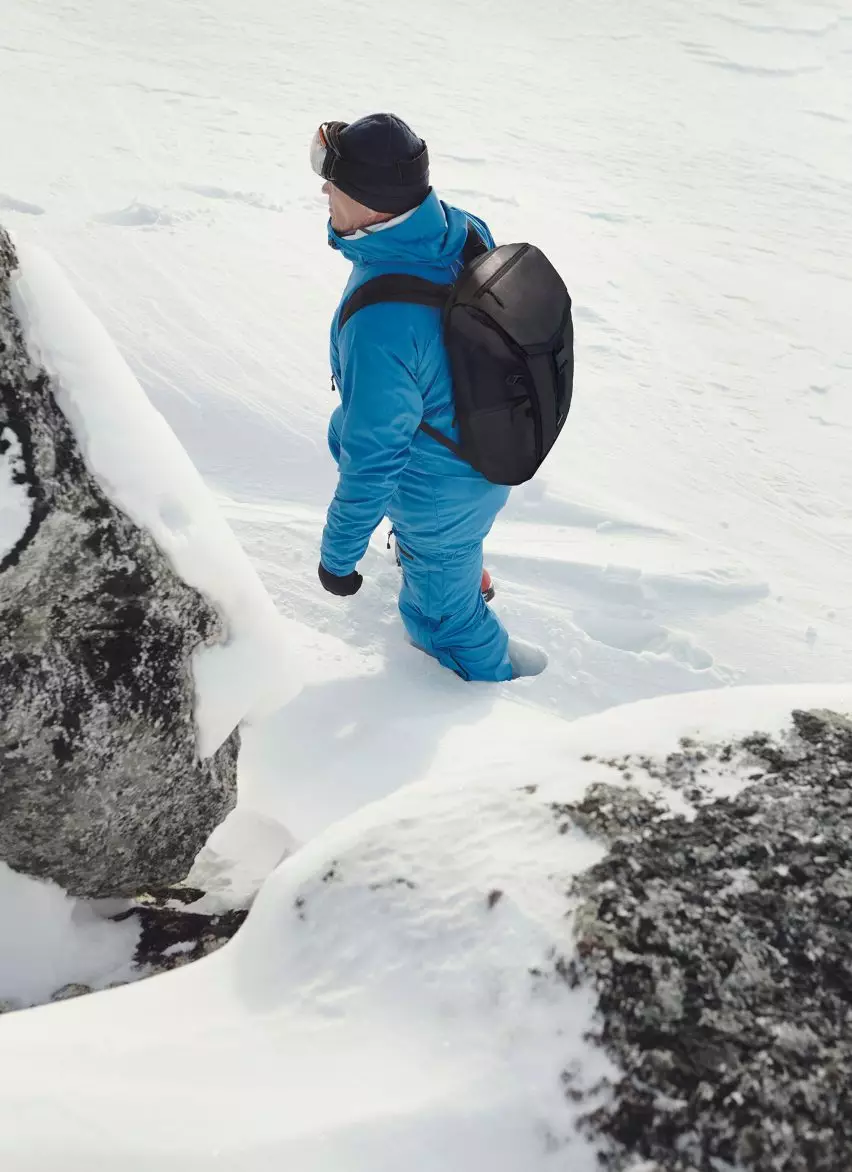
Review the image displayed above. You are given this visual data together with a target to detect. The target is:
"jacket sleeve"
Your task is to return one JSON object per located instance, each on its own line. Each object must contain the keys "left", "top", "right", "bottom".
{"left": 321, "top": 303, "right": 424, "bottom": 576}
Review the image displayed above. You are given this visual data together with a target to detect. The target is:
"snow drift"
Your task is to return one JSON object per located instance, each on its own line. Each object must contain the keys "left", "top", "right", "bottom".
{"left": 0, "top": 684, "right": 850, "bottom": 1172}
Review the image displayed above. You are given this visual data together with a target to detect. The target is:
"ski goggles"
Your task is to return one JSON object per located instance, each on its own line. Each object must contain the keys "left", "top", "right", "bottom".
{"left": 310, "top": 121, "right": 347, "bottom": 181}
{"left": 309, "top": 121, "right": 429, "bottom": 187}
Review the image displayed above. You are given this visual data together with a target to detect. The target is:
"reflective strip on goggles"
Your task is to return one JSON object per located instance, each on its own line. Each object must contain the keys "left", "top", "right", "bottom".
{"left": 310, "top": 124, "right": 331, "bottom": 178}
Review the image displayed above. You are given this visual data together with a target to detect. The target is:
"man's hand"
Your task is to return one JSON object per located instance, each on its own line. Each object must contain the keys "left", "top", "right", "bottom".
{"left": 318, "top": 563, "right": 363, "bottom": 597}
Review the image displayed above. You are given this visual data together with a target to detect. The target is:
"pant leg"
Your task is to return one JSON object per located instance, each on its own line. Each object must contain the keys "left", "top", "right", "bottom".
{"left": 332, "top": 410, "right": 510, "bottom": 680}
{"left": 397, "top": 539, "right": 512, "bottom": 683}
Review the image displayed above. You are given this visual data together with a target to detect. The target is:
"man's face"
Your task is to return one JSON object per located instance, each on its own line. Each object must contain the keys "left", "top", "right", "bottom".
{"left": 323, "top": 180, "right": 385, "bottom": 236}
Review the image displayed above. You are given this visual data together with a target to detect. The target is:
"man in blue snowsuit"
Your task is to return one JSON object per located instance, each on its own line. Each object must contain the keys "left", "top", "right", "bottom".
{"left": 312, "top": 113, "right": 514, "bottom": 682}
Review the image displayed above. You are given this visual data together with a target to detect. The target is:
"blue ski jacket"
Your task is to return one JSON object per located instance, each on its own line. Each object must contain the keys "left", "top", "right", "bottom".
{"left": 320, "top": 191, "right": 510, "bottom": 577}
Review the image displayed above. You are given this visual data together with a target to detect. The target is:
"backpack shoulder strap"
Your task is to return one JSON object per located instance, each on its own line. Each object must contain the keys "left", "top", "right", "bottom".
{"left": 338, "top": 225, "right": 489, "bottom": 330}
{"left": 419, "top": 420, "right": 462, "bottom": 457}
{"left": 338, "top": 275, "right": 448, "bottom": 330}
{"left": 335, "top": 277, "right": 464, "bottom": 457}
{"left": 461, "top": 223, "right": 489, "bottom": 265}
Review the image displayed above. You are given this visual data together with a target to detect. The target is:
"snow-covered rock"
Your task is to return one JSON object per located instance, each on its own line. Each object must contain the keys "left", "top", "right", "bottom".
{"left": 0, "top": 226, "right": 295, "bottom": 899}
{"left": 0, "top": 684, "right": 850, "bottom": 1172}
{"left": 562, "top": 706, "right": 852, "bottom": 1172}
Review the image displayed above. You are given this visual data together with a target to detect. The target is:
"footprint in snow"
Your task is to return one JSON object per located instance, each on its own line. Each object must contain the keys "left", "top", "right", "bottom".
{"left": 93, "top": 202, "right": 208, "bottom": 228}
{"left": 182, "top": 184, "right": 282, "bottom": 212}
{"left": 93, "top": 203, "right": 178, "bottom": 227}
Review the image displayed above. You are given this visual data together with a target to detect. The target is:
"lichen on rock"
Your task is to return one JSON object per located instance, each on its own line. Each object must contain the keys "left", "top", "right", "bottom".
{"left": 562, "top": 708, "right": 852, "bottom": 1172}
{"left": 0, "top": 226, "right": 238, "bottom": 899}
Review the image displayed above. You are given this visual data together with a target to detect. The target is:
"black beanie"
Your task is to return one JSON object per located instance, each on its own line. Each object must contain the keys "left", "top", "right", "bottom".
{"left": 334, "top": 113, "right": 430, "bottom": 215}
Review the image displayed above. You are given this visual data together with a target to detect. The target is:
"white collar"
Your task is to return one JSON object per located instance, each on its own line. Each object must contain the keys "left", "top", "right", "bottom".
{"left": 345, "top": 206, "right": 417, "bottom": 241}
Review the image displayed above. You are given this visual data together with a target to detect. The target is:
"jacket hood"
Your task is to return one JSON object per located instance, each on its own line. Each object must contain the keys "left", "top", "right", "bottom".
{"left": 328, "top": 191, "right": 469, "bottom": 270}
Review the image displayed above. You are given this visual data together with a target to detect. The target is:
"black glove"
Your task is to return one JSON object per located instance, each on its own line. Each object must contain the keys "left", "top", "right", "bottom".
{"left": 318, "top": 562, "right": 363, "bottom": 597}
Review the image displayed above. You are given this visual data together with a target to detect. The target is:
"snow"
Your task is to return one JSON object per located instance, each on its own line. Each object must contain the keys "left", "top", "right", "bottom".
{"left": 2, "top": 0, "right": 850, "bottom": 716}
{"left": 0, "top": 753, "right": 615, "bottom": 1170}
{"left": 2, "top": 684, "right": 852, "bottom": 1170}
{"left": 0, "top": 426, "right": 30, "bottom": 563}
{"left": 187, "top": 806, "right": 297, "bottom": 912}
{"left": 9, "top": 238, "right": 300, "bottom": 755}
{"left": 0, "top": 863, "right": 139, "bottom": 1010}
{"left": 1, "top": 0, "right": 851, "bottom": 1165}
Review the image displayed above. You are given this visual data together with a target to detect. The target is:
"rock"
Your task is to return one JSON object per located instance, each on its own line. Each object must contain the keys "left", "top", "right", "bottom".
{"left": 24, "top": 890, "right": 251, "bottom": 1013}
{"left": 0, "top": 226, "right": 238, "bottom": 899}
{"left": 49, "top": 983, "right": 93, "bottom": 1003}
{"left": 792, "top": 706, "right": 852, "bottom": 754}
{"left": 116, "top": 898, "right": 248, "bottom": 974}
{"left": 561, "top": 708, "right": 852, "bottom": 1172}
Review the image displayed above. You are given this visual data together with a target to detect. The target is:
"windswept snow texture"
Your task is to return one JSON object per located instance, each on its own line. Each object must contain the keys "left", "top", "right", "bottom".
{"left": 1, "top": 0, "right": 849, "bottom": 728}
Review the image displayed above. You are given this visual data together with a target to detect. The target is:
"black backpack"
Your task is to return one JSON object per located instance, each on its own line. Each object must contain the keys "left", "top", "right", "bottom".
{"left": 338, "top": 227, "right": 573, "bottom": 486}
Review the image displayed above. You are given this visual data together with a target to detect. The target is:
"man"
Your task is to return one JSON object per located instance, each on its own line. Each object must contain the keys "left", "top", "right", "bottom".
{"left": 312, "top": 112, "right": 514, "bottom": 683}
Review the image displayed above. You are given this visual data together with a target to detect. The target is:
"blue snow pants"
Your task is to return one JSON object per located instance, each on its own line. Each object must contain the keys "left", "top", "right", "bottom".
{"left": 328, "top": 406, "right": 513, "bottom": 682}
